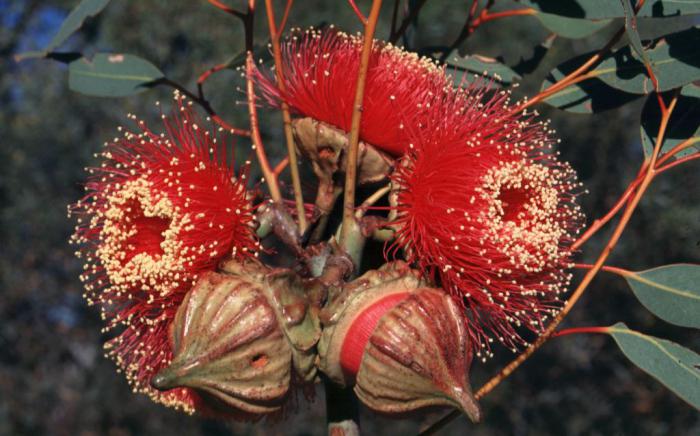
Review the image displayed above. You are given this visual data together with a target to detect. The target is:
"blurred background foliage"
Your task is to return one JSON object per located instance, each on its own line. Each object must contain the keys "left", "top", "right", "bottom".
{"left": 1, "top": 0, "right": 699, "bottom": 434}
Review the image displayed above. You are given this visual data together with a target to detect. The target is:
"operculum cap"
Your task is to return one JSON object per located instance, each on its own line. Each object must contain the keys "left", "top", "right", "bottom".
{"left": 318, "top": 261, "right": 481, "bottom": 422}
{"left": 151, "top": 259, "right": 321, "bottom": 418}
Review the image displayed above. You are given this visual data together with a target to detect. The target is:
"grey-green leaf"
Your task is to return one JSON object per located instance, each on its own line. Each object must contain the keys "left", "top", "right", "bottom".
{"left": 607, "top": 323, "right": 700, "bottom": 409}
{"left": 534, "top": 12, "right": 611, "bottom": 39}
{"left": 543, "top": 27, "right": 700, "bottom": 97}
{"left": 521, "top": 0, "right": 700, "bottom": 19}
{"left": 46, "top": 0, "right": 111, "bottom": 53}
{"left": 512, "top": 34, "right": 556, "bottom": 76}
{"left": 445, "top": 52, "right": 521, "bottom": 86}
{"left": 542, "top": 51, "right": 641, "bottom": 113}
{"left": 640, "top": 85, "right": 700, "bottom": 159}
{"left": 595, "top": 26, "right": 700, "bottom": 94}
{"left": 68, "top": 53, "right": 164, "bottom": 97}
{"left": 620, "top": 0, "right": 651, "bottom": 68}
{"left": 621, "top": 264, "right": 700, "bottom": 328}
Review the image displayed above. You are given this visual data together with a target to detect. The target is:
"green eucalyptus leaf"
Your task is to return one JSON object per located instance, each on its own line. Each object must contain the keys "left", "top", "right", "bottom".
{"left": 521, "top": 0, "right": 700, "bottom": 19}
{"left": 607, "top": 323, "right": 700, "bottom": 409}
{"left": 46, "top": 0, "right": 111, "bottom": 53}
{"left": 15, "top": 0, "right": 111, "bottom": 61}
{"left": 534, "top": 12, "right": 611, "bottom": 39}
{"left": 445, "top": 52, "right": 521, "bottom": 86}
{"left": 640, "top": 85, "right": 700, "bottom": 159}
{"left": 68, "top": 53, "right": 164, "bottom": 97}
{"left": 543, "top": 26, "right": 700, "bottom": 100}
{"left": 512, "top": 34, "right": 556, "bottom": 76}
{"left": 621, "top": 0, "right": 652, "bottom": 69}
{"left": 620, "top": 265, "right": 700, "bottom": 328}
{"left": 595, "top": 26, "right": 700, "bottom": 94}
{"left": 542, "top": 51, "right": 641, "bottom": 113}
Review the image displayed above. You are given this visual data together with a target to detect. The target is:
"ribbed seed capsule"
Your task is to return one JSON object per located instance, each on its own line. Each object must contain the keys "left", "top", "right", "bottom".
{"left": 318, "top": 262, "right": 481, "bottom": 421}
{"left": 152, "top": 260, "right": 320, "bottom": 419}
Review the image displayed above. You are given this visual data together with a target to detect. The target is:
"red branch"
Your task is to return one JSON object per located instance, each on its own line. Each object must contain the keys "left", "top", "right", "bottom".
{"left": 206, "top": 0, "right": 246, "bottom": 18}
{"left": 347, "top": 0, "right": 368, "bottom": 24}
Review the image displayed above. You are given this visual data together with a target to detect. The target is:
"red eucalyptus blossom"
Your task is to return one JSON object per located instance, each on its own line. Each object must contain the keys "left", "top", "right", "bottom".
{"left": 69, "top": 94, "right": 259, "bottom": 412}
{"left": 256, "top": 27, "right": 452, "bottom": 156}
{"left": 391, "top": 84, "right": 585, "bottom": 358}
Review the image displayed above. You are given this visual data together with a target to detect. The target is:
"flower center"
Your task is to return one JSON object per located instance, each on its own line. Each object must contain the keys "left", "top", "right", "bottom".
{"left": 478, "top": 160, "right": 564, "bottom": 272}
{"left": 497, "top": 187, "right": 531, "bottom": 223}
{"left": 122, "top": 198, "right": 171, "bottom": 261}
{"left": 98, "top": 177, "right": 188, "bottom": 296}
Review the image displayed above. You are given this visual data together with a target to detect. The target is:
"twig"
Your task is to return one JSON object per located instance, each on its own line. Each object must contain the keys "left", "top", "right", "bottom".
{"left": 574, "top": 126, "right": 698, "bottom": 250}
{"left": 231, "top": 0, "right": 282, "bottom": 202}
{"left": 572, "top": 166, "right": 645, "bottom": 250}
{"left": 206, "top": 0, "right": 246, "bottom": 18}
{"left": 472, "top": 8, "right": 537, "bottom": 29}
{"left": 657, "top": 137, "right": 700, "bottom": 166}
{"left": 265, "top": 0, "right": 306, "bottom": 231}
{"left": 245, "top": 51, "right": 282, "bottom": 202}
{"left": 278, "top": 0, "right": 294, "bottom": 33}
{"left": 438, "top": 5, "right": 544, "bottom": 64}
{"left": 552, "top": 326, "right": 609, "bottom": 338}
{"left": 655, "top": 152, "right": 700, "bottom": 173}
{"left": 347, "top": 0, "right": 368, "bottom": 24}
{"left": 573, "top": 263, "right": 630, "bottom": 276}
{"left": 355, "top": 184, "right": 391, "bottom": 218}
{"left": 388, "top": 0, "right": 428, "bottom": 43}
{"left": 155, "top": 78, "right": 251, "bottom": 137}
{"left": 196, "top": 62, "right": 228, "bottom": 99}
{"left": 339, "top": 0, "right": 384, "bottom": 251}
{"left": 273, "top": 156, "right": 290, "bottom": 176}
{"left": 437, "top": 0, "right": 487, "bottom": 62}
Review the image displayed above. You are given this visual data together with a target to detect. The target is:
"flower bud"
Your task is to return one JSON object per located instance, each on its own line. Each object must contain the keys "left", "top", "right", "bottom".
{"left": 318, "top": 262, "right": 481, "bottom": 422}
{"left": 152, "top": 260, "right": 320, "bottom": 418}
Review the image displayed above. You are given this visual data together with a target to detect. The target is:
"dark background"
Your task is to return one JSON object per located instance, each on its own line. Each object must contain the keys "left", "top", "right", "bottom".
{"left": 1, "top": 1, "right": 699, "bottom": 435}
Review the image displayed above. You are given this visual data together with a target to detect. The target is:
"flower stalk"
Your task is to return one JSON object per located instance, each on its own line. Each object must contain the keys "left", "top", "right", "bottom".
{"left": 246, "top": 51, "right": 283, "bottom": 202}
{"left": 339, "top": 0, "right": 384, "bottom": 256}
{"left": 264, "top": 0, "right": 307, "bottom": 231}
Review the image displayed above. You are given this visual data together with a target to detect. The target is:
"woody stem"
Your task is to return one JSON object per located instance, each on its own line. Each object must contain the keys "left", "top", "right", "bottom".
{"left": 242, "top": 0, "right": 282, "bottom": 202}
{"left": 264, "top": 0, "right": 307, "bottom": 231}
{"left": 339, "top": 0, "right": 383, "bottom": 255}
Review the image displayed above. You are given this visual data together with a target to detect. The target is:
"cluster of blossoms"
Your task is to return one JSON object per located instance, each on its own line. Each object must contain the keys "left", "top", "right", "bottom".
{"left": 259, "top": 28, "right": 584, "bottom": 356}
{"left": 69, "top": 26, "right": 586, "bottom": 415}
{"left": 69, "top": 94, "right": 259, "bottom": 412}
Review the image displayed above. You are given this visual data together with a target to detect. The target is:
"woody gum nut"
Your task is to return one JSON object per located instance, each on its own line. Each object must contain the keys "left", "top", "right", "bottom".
{"left": 355, "top": 288, "right": 481, "bottom": 422}
{"left": 219, "top": 258, "right": 322, "bottom": 383}
{"left": 150, "top": 257, "right": 322, "bottom": 418}
{"left": 317, "top": 261, "right": 426, "bottom": 386}
{"left": 318, "top": 262, "right": 480, "bottom": 422}
{"left": 151, "top": 270, "right": 294, "bottom": 417}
